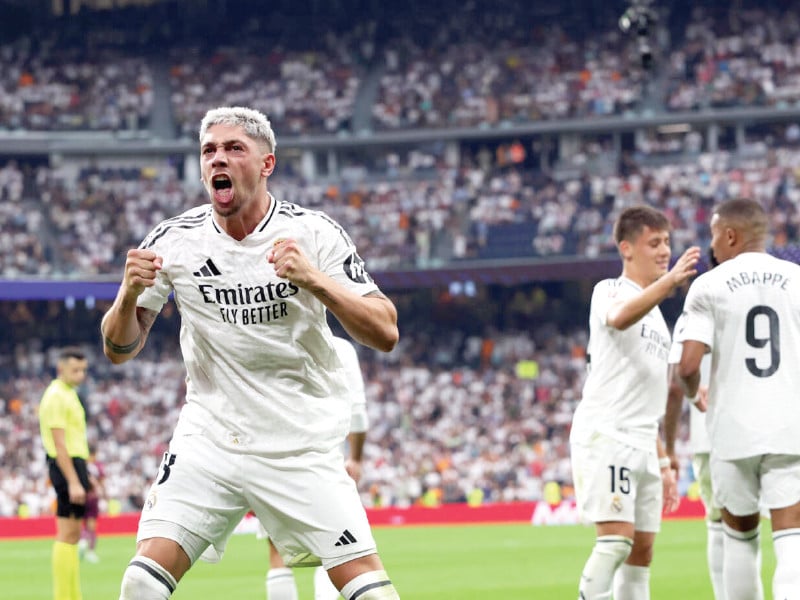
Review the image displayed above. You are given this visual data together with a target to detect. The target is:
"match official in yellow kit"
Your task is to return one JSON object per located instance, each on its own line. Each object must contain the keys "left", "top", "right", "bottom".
{"left": 38, "top": 347, "right": 90, "bottom": 600}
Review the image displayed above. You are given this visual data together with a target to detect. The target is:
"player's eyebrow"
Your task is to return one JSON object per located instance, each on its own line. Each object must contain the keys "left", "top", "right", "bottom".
{"left": 202, "top": 138, "right": 248, "bottom": 150}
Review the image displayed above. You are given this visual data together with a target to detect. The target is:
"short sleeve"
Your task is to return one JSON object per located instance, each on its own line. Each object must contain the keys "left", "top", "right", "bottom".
{"left": 676, "top": 276, "right": 715, "bottom": 349}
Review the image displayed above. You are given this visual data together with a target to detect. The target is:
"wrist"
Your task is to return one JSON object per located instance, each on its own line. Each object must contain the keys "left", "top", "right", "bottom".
{"left": 658, "top": 456, "right": 671, "bottom": 470}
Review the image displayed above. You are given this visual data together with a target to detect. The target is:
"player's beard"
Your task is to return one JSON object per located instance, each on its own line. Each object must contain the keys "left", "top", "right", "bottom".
{"left": 212, "top": 196, "right": 241, "bottom": 218}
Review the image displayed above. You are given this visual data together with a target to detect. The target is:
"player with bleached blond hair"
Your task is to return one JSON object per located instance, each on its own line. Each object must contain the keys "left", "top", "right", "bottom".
{"left": 102, "top": 106, "right": 401, "bottom": 600}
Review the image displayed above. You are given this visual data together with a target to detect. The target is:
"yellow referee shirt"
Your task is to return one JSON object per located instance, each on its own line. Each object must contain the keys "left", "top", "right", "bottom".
{"left": 38, "top": 379, "right": 89, "bottom": 459}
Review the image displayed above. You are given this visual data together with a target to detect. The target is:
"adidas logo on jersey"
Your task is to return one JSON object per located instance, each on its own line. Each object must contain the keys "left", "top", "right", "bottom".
{"left": 193, "top": 258, "right": 222, "bottom": 277}
{"left": 334, "top": 529, "right": 358, "bottom": 546}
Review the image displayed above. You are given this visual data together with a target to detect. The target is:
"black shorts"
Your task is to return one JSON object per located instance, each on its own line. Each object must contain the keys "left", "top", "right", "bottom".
{"left": 47, "top": 457, "right": 91, "bottom": 519}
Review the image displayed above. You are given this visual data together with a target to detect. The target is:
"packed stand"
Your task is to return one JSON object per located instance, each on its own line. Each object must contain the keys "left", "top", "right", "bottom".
{"left": 666, "top": 5, "right": 800, "bottom": 111}
{"left": 7, "top": 135, "right": 800, "bottom": 277}
{"left": 371, "top": 4, "right": 647, "bottom": 130}
{"left": 0, "top": 31, "right": 152, "bottom": 132}
{"left": 168, "top": 17, "right": 376, "bottom": 138}
{"left": 2, "top": 1, "right": 800, "bottom": 138}
{"left": 0, "top": 160, "right": 53, "bottom": 277}
{"left": 7, "top": 156, "right": 598, "bottom": 276}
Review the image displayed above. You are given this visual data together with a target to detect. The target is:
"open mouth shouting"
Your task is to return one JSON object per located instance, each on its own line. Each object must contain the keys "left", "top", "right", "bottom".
{"left": 212, "top": 174, "right": 234, "bottom": 205}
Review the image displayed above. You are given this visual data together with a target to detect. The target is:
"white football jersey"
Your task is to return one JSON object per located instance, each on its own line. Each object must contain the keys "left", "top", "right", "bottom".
{"left": 678, "top": 252, "right": 800, "bottom": 460}
{"left": 572, "top": 277, "right": 671, "bottom": 451}
{"left": 331, "top": 336, "right": 368, "bottom": 433}
{"left": 668, "top": 314, "right": 710, "bottom": 454}
{"left": 136, "top": 198, "right": 380, "bottom": 455}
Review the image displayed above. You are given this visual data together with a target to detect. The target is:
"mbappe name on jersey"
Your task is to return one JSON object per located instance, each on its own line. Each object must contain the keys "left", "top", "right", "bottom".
{"left": 725, "top": 271, "right": 790, "bottom": 293}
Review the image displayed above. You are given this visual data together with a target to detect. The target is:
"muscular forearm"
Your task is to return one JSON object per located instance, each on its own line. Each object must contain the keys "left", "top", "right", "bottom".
{"left": 309, "top": 277, "right": 398, "bottom": 352}
{"left": 663, "top": 369, "right": 683, "bottom": 455}
{"left": 101, "top": 299, "right": 152, "bottom": 364}
{"left": 347, "top": 431, "right": 366, "bottom": 463}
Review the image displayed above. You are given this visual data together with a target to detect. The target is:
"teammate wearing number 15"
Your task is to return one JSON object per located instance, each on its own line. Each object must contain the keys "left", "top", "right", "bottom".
{"left": 570, "top": 206, "right": 700, "bottom": 600}
{"left": 677, "top": 198, "right": 800, "bottom": 600}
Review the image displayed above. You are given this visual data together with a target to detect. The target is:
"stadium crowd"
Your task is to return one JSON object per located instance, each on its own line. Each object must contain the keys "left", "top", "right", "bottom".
{"left": 3, "top": 132, "right": 800, "bottom": 277}
{"left": 0, "top": 290, "right": 590, "bottom": 518}
{"left": 1, "top": 2, "right": 799, "bottom": 135}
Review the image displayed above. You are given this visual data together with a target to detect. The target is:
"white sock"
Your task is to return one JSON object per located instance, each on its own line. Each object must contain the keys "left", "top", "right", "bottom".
{"left": 612, "top": 563, "right": 650, "bottom": 600}
{"left": 723, "top": 523, "right": 764, "bottom": 600}
{"left": 707, "top": 521, "right": 725, "bottom": 600}
{"left": 266, "top": 567, "right": 298, "bottom": 600}
{"left": 119, "top": 556, "right": 176, "bottom": 600}
{"left": 314, "top": 565, "right": 341, "bottom": 600}
{"left": 773, "top": 528, "right": 800, "bottom": 600}
{"left": 340, "top": 570, "right": 398, "bottom": 600}
{"left": 578, "top": 535, "right": 632, "bottom": 600}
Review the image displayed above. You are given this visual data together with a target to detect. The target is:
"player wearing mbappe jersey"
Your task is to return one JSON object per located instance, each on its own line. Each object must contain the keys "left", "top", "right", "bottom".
{"left": 678, "top": 198, "right": 800, "bottom": 600}
{"left": 101, "top": 106, "right": 400, "bottom": 600}
{"left": 571, "top": 206, "right": 700, "bottom": 600}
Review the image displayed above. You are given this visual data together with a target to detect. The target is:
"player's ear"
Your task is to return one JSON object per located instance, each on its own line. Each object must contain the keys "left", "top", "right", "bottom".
{"left": 725, "top": 226, "right": 737, "bottom": 247}
{"left": 262, "top": 153, "right": 276, "bottom": 178}
{"left": 618, "top": 239, "right": 632, "bottom": 260}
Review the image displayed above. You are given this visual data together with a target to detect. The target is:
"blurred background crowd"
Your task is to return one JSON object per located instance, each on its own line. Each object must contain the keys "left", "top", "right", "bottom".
{"left": 2, "top": 0, "right": 800, "bottom": 517}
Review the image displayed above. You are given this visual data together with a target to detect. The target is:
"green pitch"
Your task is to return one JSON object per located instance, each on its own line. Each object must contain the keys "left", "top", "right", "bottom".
{"left": 0, "top": 520, "right": 777, "bottom": 599}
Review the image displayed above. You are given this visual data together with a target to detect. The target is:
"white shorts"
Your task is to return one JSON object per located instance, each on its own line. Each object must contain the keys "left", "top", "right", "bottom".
{"left": 571, "top": 433, "right": 662, "bottom": 532}
{"left": 692, "top": 453, "right": 721, "bottom": 522}
{"left": 711, "top": 453, "right": 800, "bottom": 517}
{"left": 138, "top": 432, "right": 377, "bottom": 569}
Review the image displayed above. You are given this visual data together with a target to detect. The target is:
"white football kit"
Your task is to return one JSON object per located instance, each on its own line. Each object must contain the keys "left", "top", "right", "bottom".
{"left": 135, "top": 198, "right": 382, "bottom": 566}
{"left": 333, "top": 336, "right": 369, "bottom": 435}
{"left": 256, "top": 334, "right": 369, "bottom": 543}
{"left": 668, "top": 315, "right": 717, "bottom": 519}
{"left": 678, "top": 252, "right": 800, "bottom": 514}
{"left": 668, "top": 313, "right": 711, "bottom": 455}
{"left": 571, "top": 277, "right": 671, "bottom": 530}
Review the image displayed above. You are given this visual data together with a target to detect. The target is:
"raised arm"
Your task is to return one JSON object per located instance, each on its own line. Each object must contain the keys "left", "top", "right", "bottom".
{"left": 269, "top": 240, "right": 398, "bottom": 352}
{"left": 607, "top": 246, "right": 700, "bottom": 330}
{"left": 101, "top": 248, "right": 162, "bottom": 364}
